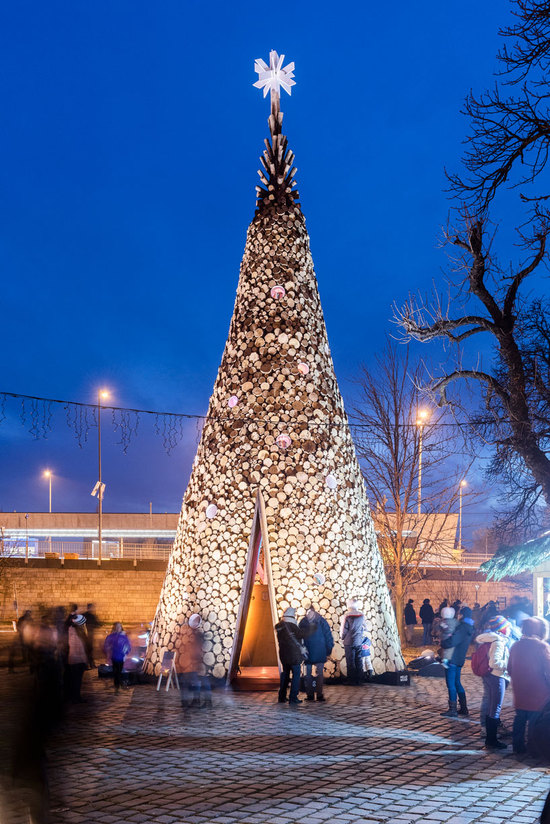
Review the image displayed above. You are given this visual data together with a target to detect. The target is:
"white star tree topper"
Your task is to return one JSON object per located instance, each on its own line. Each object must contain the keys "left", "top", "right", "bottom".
{"left": 253, "top": 50, "right": 295, "bottom": 115}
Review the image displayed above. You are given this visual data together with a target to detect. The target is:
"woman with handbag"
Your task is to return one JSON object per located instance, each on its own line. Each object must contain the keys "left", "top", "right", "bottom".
{"left": 275, "top": 607, "right": 306, "bottom": 704}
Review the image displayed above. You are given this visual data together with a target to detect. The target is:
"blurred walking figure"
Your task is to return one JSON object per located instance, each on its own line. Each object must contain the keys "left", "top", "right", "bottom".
{"left": 508, "top": 617, "right": 550, "bottom": 754}
{"left": 299, "top": 607, "right": 333, "bottom": 702}
{"left": 275, "top": 607, "right": 306, "bottom": 704}
{"left": 176, "top": 614, "right": 211, "bottom": 708}
{"left": 8, "top": 609, "right": 33, "bottom": 672}
{"left": 83, "top": 603, "right": 102, "bottom": 667}
{"left": 67, "top": 614, "right": 92, "bottom": 702}
{"left": 404, "top": 599, "right": 417, "bottom": 645}
{"left": 104, "top": 622, "right": 131, "bottom": 693}
{"left": 475, "top": 615, "right": 512, "bottom": 750}
{"left": 11, "top": 609, "right": 63, "bottom": 824}
{"left": 420, "top": 599, "right": 435, "bottom": 646}
{"left": 341, "top": 599, "right": 366, "bottom": 685}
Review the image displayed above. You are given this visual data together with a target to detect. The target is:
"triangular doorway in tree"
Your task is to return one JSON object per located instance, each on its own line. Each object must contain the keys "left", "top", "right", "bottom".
{"left": 228, "top": 490, "right": 280, "bottom": 690}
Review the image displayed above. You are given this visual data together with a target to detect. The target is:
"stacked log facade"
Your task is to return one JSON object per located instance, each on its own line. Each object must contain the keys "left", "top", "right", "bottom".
{"left": 144, "top": 115, "right": 404, "bottom": 678}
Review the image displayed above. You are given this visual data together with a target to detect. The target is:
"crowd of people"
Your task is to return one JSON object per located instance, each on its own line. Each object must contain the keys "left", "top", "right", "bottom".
{"left": 405, "top": 595, "right": 550, "bottom": 755}
{"left": 275, "top": 599, "right": 374, "bottom": 704}
{"left": 8, "top": 602, "right": 132, "bottom": 699}
{"left": 272, "top": 593, "right": 550, "bottom": 760}
{"left": 6, "top": 602, "right": 133, "bottom": 823}
{"left": 8, "top": 593, "right": 550, "bottom": 762}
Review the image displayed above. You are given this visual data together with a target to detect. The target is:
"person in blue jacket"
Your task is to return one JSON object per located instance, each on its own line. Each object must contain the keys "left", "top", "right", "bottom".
{"left": 440, "top": 606, "right": 475, "bottom": 718}
{"left": 299, "top": 607, "right": 334, "bottom": 701}
{"left": 104, "top": 622, "right": 131, "bottom": 693}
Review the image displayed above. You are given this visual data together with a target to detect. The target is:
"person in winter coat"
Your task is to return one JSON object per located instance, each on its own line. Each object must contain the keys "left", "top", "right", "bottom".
{"left": 440, "top": 606, "right": 475, "bottom": 717}
{"left": 275, "top": 607, "right": 306, "bottom": 704}
{"left": 67, "top": 615, "right": 92, "bottom": 702}
{"left": 404, "top": 599, "right": 417, "bottom": 645}
{"left": 340, "top": 599, "right": 366, "bottom": 684}
{"left": 176, "top": 614, "right": 211, "bottom": 708}
{"left": 438, "top": 607, "right": 458, "bottom": 666}
{"left": 475, "top": 615, "right": 512, "bottom": 749}
{"left": 508, "top": 616, "right": 550, "bottom": 754}
{"left": 104, "top": 622, "right": 131, "bottom": 693}
{"left": 299, "top": 607, "right": 333, "bottom": 702}
{"left": 419, "top": 599, "right": 435, "bottom": 646}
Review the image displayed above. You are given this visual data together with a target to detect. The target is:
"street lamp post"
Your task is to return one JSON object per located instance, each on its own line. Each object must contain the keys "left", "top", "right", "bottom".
{"left": 43, "top": 470, "right": 52, "bottom": 555}
{"left": 416, "top": 410, "right": 429, "bottom": 515}
{"left": 97, "top": 390, "right": 109, "bottom": 564}
{"left": 459, "top": 479, "right": 467, "bottom": 550}
{"left": 43, "top": 470, "right": 52, "bottom": 513}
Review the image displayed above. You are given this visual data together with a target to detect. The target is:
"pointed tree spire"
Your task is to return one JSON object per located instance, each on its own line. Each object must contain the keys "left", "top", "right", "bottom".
{"left": 253, "top": 51, "right": 299, "bottom": 212}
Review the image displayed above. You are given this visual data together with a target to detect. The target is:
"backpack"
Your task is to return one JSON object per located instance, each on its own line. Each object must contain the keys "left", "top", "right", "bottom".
{"left": 471, "top": 641, "right": 491, "bottom": 676}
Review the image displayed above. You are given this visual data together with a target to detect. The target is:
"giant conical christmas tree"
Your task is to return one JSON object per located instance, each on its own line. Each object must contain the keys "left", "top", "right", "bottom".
{"left": 145, "top": 53, "right": 404, "bottom": 680}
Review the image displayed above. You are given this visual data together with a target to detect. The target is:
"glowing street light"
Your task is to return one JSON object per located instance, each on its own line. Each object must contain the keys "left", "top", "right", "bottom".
{"left": 91, "top": 389, "right": 110, "bottom": 564}
{"left": 459, "top": 479, "right": 467, "bottom": 551}
{"left": 416, "top": 409, "right": 430, "bottom": 515}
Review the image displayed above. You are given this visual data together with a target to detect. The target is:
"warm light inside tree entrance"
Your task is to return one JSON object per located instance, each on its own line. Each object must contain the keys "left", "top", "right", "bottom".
{"left": 228, "top": 491, "right": 279, "bottom": 690}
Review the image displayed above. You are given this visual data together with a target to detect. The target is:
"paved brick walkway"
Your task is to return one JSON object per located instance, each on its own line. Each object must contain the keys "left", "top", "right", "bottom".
{"left": 1, "top": 665, "right": 549, "bottom": 824}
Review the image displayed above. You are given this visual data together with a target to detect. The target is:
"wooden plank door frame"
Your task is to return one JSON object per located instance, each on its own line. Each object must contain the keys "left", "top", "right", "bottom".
{"left": 227, "top": 490, "right": 280, "bottom": 683}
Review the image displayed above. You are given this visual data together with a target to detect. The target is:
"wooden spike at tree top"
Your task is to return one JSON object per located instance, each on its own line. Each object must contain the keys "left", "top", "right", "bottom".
{"left": 253, "top": 51, "right": 299, "bottom": 212}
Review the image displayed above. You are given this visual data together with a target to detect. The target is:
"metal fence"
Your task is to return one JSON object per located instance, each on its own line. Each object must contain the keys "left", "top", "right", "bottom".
{"left": 3, "top": 540, "right": 173, "bottom": 561}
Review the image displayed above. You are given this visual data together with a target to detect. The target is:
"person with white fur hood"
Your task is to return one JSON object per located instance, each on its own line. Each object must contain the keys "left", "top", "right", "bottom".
{"left": 475, "top": 614, "right": 512, "bottom": 750}
{"left": 340, "top": 598, "right": 366, "bottom": 685}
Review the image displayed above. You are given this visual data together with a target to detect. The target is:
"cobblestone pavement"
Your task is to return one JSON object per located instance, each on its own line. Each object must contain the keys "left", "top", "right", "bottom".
{"left": 1, "top": 664, "right": 549, "bottom": 824}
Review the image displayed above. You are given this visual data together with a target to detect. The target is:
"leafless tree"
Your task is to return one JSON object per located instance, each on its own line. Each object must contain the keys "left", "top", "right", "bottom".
{"left": 396, "top": 2, "right": 550, "bottom": 534}
{"left": 449, "top": 0, "right": 550, "bottom": 212}
{"left": 352, "top": 343, "right": 473, "bottom": 640}
{"left": 395, "top": 211, "right": 550, "bottom": 533}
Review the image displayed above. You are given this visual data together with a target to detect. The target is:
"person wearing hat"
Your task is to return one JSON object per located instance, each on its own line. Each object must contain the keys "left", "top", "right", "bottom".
{"left": 403, "top": 599, "right": 417, "bottom": 646}
{"left": 340, "top": 599, "right": 366, "bottom": 685}
{"left": 439, "top": 606, "right": 475, "bottom": 717}
{"left": 508, "top": 616, "right": 550, "bottom": 754}
{"left": 66, "top": 614, "right": 92, "bottom": 702}
{"left": 275, "top": 607, "right": 306, "bottom": 704}
{"left": 475, "top": 614, "right": 513, "bottom": 749}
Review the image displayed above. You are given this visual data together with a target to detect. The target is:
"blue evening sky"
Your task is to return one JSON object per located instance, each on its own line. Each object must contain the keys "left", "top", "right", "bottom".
{"left": 0, "top": 1, "right": 520, "bottom": 537}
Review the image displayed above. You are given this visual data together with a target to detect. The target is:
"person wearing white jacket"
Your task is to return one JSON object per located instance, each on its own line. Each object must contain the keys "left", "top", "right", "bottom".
{"left": 475, "top": 615, "right": 512, "bottom": 750}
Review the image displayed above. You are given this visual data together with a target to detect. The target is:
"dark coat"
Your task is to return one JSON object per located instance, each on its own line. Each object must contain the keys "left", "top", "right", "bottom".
{"left": 441, "top": 619, "right": 474, "bottom": 667}
{"left": 404, "top": 603, "right": 417, "bottom": 626}
{"left": 509, "top": 636, "right": 550, "bottom": 711}
{"left": 275, "top": 620, "right": 304, "bottom": 667}
{"left": 340, "top": 612, "right": 365, "bottom": 646}
{"left": 299, "top": 612, "right": 334, "bottom": 664}
{"left": 419, "top": 603, "right": 434, "bottom": 624}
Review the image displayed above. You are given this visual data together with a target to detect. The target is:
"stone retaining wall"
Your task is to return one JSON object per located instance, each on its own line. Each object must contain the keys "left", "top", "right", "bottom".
{"left": 0, "top": 560, "right": 165, "bottom": 624}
